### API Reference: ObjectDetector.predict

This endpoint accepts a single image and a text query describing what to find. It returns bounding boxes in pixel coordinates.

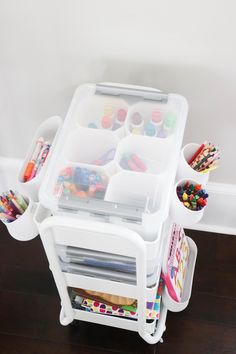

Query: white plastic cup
[5,197,38,241]
[177,143,209,186]
[170,179,205,226]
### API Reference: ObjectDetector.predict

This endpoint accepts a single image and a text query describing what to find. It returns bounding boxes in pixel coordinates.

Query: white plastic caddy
[4,83,200,346]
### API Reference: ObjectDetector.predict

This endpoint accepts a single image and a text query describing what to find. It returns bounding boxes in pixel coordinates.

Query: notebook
[162,223,190,302]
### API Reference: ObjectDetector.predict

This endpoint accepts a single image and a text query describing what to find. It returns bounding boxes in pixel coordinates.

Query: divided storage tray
[39,83,188,241]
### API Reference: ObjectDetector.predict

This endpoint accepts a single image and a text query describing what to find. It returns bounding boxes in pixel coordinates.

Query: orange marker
[23,161,35,182]
[23,137,44,182]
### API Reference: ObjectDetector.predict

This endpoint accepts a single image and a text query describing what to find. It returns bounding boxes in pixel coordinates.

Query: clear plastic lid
[39,83,188,226]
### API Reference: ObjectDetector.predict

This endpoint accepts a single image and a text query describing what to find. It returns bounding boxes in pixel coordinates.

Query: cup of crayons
[170,179,209,225]
[177,142,220,185]
[0,190,38,241]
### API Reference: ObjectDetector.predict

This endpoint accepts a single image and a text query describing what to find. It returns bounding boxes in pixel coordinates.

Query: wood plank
[0,333,119,354]
[157,317,236,354]
[0,223,47,268]
[0,263,56,297]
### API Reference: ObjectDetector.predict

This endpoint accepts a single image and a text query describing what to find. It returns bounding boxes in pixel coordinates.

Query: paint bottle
[151,110,163,136]
[112,108,127,130]
[130,112,144,135]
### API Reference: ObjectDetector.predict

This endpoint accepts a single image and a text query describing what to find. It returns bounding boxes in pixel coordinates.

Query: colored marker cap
[117,109,127,122]
[164,112,176,129]
[132,112,142,125]
[88,122,97,129]
[101,116,112,129]
[144,122,156,137]
[151,110,162,123]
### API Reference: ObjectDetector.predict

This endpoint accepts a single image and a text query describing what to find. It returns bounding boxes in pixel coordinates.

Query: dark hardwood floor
[0,223,236,354]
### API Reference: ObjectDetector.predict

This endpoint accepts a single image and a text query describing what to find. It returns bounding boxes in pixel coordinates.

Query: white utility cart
[7,83,198,345]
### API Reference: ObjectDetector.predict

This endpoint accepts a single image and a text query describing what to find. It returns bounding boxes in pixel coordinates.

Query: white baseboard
[0,157,235,236]
[187,182,236,235]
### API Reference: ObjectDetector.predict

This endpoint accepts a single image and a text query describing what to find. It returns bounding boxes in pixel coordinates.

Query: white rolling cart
[6,83,199,345]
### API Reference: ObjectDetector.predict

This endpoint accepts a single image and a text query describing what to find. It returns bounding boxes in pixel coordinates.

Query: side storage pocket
[5,196,38,241]
[162,236,197,312]
[18,116,62,201]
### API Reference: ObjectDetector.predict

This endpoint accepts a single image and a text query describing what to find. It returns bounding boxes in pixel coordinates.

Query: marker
[29,142,51,179]
[23,137,44,182]
[188,143,205,165]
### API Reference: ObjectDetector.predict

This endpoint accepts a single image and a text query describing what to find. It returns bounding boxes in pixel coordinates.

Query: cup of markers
[23,137,51,183]
[0,190,38,241]
[170,179,209,225]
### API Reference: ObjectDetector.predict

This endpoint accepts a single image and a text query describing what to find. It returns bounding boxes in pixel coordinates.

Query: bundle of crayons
[188,141,220,173]
[177,182,208,211]
[0,190,28,224]
[23,137,51,182]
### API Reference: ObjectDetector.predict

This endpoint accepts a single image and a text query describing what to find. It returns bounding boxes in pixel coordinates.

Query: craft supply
[23,137,51,182]
[74,280,163,319]
[144,122,156,137]
[88,122,97,129]
[104,104,114,116]
[56,166,108,200]
[74,289,135,306]
[23,137,44,181]
[91,148,116,166]
[112,108,127,130]
[188,141,220,173]
[120,153,147,172]
[30,142,51,179]
[151,110,163,135]
[177,182,208,211]
[130,154,147,172]
[130,112,144,134]
[163,112,176,136]
[162,224,190,302]
[0,191,28,224]
[101,115,112,130]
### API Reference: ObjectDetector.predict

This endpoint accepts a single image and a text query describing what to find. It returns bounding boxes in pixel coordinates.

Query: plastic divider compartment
[64,127,119,172]
[105,171,160,214]
[125,101,177,139]
[115,134,171,174]
[5,196,38,241]
[55,163,110,202]
[177,143,209,185]
[18,116,62,201]
[75,94,129,137]
[162,237,197,312]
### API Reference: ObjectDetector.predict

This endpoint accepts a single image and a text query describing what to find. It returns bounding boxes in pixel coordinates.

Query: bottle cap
[151,110,162,123]
[117,108,127,123]
[131,112,142,125]
[164,112,176,129]
[144,122,156,137]
[101,116,112,129]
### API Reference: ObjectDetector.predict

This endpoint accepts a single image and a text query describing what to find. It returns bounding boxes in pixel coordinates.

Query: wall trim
[0,157,235,236]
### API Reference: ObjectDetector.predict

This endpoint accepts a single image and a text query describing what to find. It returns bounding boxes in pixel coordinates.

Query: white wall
[0,0,235,183]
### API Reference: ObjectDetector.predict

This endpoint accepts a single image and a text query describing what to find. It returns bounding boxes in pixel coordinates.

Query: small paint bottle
[130,112,144,135]
[112,108,127,130]
[101,115,113,130]
[163,112,177,136]
[144,122,156,137]
[88,122,98,129]
[151,110,163,136]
